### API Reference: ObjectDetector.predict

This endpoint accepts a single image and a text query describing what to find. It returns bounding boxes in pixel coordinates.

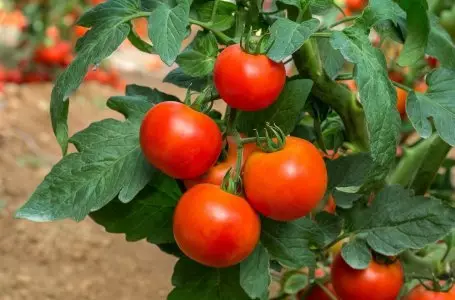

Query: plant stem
[189,18,234,45]
[392,81,413,92]
[329,16,357,28]
[323,233,349,251]
[316,281,338,300]
[336,73,354,81]
[233,131,244,181]
[387,134,451,195]
[400,250,437,273]
[211,0,220,23]
[312,32,332,38]
[292,36,369,151]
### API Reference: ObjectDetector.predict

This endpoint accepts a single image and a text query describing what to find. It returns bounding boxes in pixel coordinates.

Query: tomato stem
[329,16,357,28]
[315,281,338,300]
[127,24,155,54]
[188,18,234,45]
[211,0,220,24]
[392,81,413,93]
[312,32,332,38]
[335,73,354,81]
[323,233,349,252]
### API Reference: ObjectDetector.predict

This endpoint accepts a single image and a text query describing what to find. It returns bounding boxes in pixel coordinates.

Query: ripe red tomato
[0,66,7,82]
[331,253,404,300]
[183,135,257,189]
[23,71,51,83]
[426,56,439,69]
[345,0,368,12]
[95,70,111,85]
[214,44,286,111]
[405,283,455,300]
[6,69,23,84]
[396,87,408,118]
[173,184,260,267]
[389,71,405,84]
[324,194,337,214]
[140,102,222,179]
[243,137,327,221]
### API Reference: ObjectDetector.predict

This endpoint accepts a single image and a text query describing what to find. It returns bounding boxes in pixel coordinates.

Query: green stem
[233,131,244,181]
[312,32,333,38]
[189,18,234,45]
[211,0,220,23]
[323,233,349,251]
[291,8,369,152]
[316,281,338,300]
[336,73,354,81]
[329,16,357,28]
[400,250,438,274]
[388,134,451,195]
[392,81,413,93]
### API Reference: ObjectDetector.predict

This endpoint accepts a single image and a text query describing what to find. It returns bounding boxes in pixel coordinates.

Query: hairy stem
[388,134,451,195]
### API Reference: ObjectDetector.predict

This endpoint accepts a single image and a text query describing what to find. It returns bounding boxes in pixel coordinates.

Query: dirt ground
[0,72,187,300]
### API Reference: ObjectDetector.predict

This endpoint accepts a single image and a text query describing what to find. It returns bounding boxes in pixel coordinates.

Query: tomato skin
[331,253,404,300]
[183,135,256,189]
[74,25,89,38]
[345,0,368,12]
[414,81,428,94]
[140,102,222,179]
[243,137,327,221]
[6,69,23,84]
[396,87,408,118]
[214,44,286,111]
[405,284,455,300]
[173,184,260,268]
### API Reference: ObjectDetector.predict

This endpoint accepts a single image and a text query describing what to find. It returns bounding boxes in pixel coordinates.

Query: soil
[0,73,186,300]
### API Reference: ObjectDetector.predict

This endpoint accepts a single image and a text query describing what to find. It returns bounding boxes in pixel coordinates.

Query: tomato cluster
[139,44,328,267]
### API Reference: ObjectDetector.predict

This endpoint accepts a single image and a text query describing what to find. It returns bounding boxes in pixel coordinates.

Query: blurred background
[0,1,186,299]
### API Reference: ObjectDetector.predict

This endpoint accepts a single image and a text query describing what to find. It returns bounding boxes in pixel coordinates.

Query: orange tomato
[396,87,408,118]
[173,184,260,267]
[244,137,328,221]
[414,81,428,93]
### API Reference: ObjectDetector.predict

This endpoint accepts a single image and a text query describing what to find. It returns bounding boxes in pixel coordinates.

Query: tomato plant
[13,0,455,299]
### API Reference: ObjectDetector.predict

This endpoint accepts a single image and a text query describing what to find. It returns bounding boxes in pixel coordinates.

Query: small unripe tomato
[183,135,257,189]
[331,252,404,300]
[396,87,408,118]
[243,137,328,221]
[214,44,286,111]
[140,102,222,179]
[404,283,455,300]
[173,184,260,268]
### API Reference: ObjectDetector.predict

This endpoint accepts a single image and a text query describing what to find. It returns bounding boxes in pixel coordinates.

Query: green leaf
[407,68,455,146]
[240,243,270,300]
[276,0,300,9]
[195,0,236,31]
[176,31,219,77]
[283,272,308,294]
[90,173,180,244]
[326,153,373,190]
[397,0,429,66]
[321,115,345,152]
[314,212,343,247]
[426,14,455,70]
[261,217,336,269]
[148,0,190,66]
[15,95,166,222]
[77,0,145,27]
[341,239,372,270]
[157,243,185,257]
[163,68,212,92]
[169,259,250,300]
[267,18,320,62]
[331,27,400,185]
[126,84,180,102]
[356,0,403,29]
[237,79,314,135]
[332,190,362,209]
[317,38,345,79]
[344,185,455,255]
